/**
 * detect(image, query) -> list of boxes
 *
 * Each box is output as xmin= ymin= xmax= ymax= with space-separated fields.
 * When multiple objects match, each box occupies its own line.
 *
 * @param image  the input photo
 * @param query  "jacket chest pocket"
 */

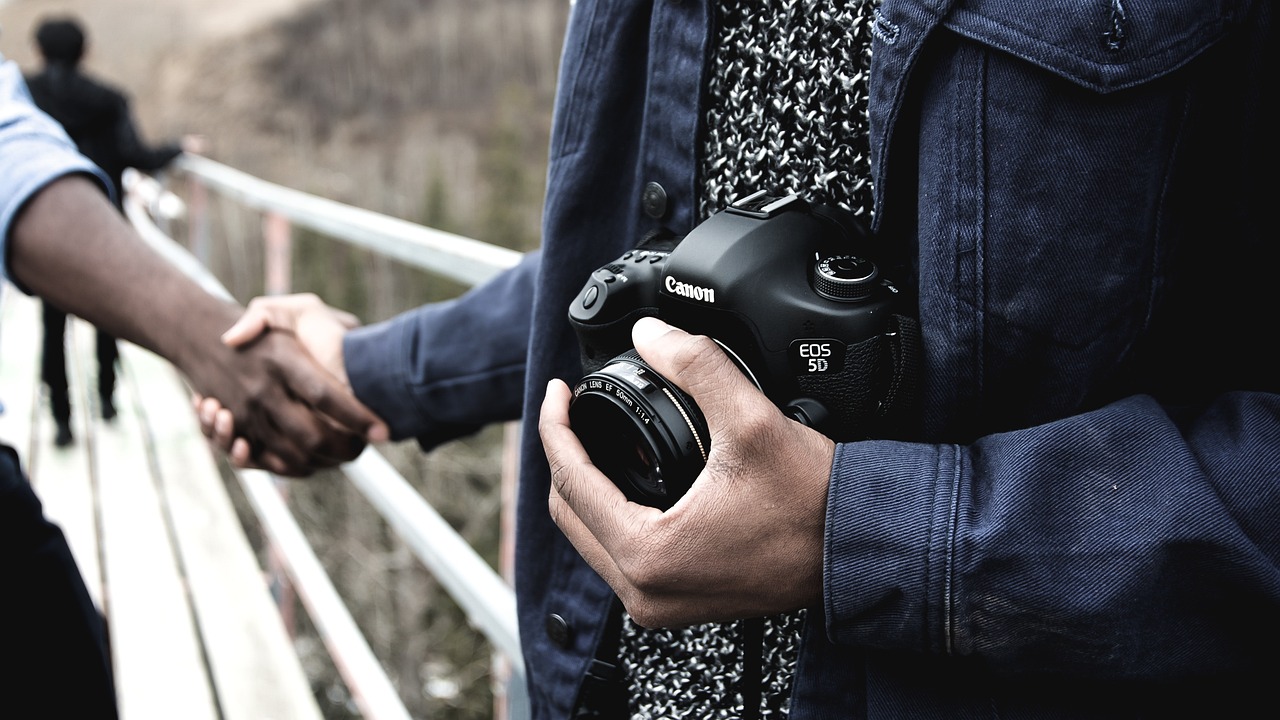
xmin=876 ymin=0 xmax=1242 ymax=425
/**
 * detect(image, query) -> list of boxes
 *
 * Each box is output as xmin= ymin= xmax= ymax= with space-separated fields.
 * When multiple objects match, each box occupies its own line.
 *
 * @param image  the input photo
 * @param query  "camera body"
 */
xmin=567 ymin=191 xmax=918 ymax=508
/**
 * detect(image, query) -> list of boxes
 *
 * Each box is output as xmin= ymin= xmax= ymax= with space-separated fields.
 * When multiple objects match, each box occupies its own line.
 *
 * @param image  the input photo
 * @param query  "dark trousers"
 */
xmin=0 ymin=444 xmax=119 ymax=718
xmin=41 ymin=300 xmax=118 ymax=425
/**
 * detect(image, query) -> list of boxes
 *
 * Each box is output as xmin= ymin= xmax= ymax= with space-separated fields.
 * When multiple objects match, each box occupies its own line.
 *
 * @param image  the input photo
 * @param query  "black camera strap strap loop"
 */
xmin=571 ymin=599 xmax=627 ymax=719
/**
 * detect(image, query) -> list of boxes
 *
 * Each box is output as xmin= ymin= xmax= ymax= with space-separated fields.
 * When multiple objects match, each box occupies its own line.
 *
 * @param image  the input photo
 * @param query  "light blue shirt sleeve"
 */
xmin=0 ymin=55 xmax=111 ymax=284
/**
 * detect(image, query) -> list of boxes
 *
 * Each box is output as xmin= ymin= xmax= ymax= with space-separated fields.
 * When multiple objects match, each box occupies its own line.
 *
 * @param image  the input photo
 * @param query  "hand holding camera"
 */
xmin=540 ymin=316 xmax=836 ymax=627
xmin=566 ymin=191 xmax=919 ymax=508
xmin=542 ymin=191 xmax=920 ymax=623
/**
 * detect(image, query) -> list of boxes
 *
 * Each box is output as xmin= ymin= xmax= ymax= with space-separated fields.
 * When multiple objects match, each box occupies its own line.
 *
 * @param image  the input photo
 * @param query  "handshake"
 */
xmin=192 ymin=293 xmax=380 ymax=476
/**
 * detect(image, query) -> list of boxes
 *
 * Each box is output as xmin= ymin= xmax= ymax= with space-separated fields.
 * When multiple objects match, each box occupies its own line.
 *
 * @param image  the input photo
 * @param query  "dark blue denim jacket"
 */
xmin=345 ymin=0 xmax=1279 ymax=717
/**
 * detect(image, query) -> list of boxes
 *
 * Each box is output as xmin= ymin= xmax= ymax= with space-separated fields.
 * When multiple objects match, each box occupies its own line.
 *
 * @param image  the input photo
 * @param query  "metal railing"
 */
xmin=123 ymin=158 xmax=530 ymax=720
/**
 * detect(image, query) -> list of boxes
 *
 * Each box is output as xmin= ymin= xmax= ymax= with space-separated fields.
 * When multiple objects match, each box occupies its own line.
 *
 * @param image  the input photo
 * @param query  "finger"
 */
xmin=236 ymin=421 xmax=317 ymax=476
xmin=258 ymin=400 xmax=361 ymax=468
xmin=213 ymin=408 xmax=236 ymax=450
xmin=230 ymin=435 xmax=252 ymax=461
xmin=333 ymin=308 xmax=361 ymax=329
xmin=196 ymin=396 xmax=221 ymax=439
xmin=259 ymin=407 xmax=358 ymax=468
xmin=221 ymin=307 xmax=274 ymax=347
xmin=230 ymin=437 xmax=255 ymax=468
xmin=546 ymin=476 xmax=628 ymax=592
xmin=539 ymin=379 xmax=655 ymax=547
xmin=275 ymin=352 xmax=389 ymax=443
xmin=631 ymin=316 xmax=768 ymax=430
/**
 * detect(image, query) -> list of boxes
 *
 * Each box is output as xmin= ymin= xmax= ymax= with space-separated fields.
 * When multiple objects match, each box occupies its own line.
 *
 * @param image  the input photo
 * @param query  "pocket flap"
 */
xmin=943 ymin=0 xmax=1241 ymax=92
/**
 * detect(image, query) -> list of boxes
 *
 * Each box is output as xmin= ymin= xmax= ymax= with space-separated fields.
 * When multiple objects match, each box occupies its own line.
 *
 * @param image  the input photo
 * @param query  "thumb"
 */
xmin=332 ymin=308 xmax=361 ymax=330
xmin=630 ymin=317 xmax=764 ymax=428
xmin=221 ymin=308 xmax=273 ymax=347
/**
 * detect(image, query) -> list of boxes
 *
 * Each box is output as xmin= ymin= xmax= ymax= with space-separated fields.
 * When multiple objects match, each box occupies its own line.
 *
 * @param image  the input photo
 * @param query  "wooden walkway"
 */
xmin=0 ymin=283 xmax=323 ymax=720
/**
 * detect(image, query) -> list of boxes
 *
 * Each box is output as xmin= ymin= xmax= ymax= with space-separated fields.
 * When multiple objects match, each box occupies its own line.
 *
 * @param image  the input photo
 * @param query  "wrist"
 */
xmin=158 ymin=294 xmax=245 ymax=382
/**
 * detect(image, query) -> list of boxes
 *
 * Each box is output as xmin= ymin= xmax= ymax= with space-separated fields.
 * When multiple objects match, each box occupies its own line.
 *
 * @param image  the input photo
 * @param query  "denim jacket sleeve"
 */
xmin=823 ymin=0 xmax=1278 ymax=682
xmin=826 ymin=392 xmax=1280 ymax=681
xmin=343 ymin=249 xmax=539 ymax=449
xmin=0 ymin=57 xmax=110 ymax=285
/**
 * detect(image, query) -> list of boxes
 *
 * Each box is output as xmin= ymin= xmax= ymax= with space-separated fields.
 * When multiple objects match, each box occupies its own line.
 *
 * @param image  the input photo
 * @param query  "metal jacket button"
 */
xmin=642 ymin=182 xmax=668 ymax=219
xmin=546 ymin=613 xmax=572 ymax=648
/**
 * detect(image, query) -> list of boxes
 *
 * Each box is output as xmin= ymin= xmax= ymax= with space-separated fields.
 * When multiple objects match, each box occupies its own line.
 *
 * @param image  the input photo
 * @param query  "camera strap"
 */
xmin=571 ymin=600 xmax=627 ymax=719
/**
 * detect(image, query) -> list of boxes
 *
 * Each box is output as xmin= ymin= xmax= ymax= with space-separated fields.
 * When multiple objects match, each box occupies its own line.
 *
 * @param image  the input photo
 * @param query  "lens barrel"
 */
xmin=568 ymin=350 xmax=709 ymax=509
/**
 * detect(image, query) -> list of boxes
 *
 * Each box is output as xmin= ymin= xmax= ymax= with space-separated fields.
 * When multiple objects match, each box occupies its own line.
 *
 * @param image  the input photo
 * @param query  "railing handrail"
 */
xmin=123 ymin=163 xmax=529 ymax=719
xmin=172 ymin=154 xmax=525 ymax=286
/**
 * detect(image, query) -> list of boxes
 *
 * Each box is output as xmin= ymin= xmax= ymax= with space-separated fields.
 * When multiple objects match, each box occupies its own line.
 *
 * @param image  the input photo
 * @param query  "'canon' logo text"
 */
xmin=664 ymin=275 xmax=717 ymax=304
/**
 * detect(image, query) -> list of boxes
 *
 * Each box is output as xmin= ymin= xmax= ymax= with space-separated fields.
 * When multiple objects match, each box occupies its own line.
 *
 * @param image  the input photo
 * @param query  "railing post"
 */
xmin=495 ymin=421 xmax=529 ymax=719
xmin=262 ymin=210 xmax=297 ymax=636
xmin=187 ymin=174 xmax=211 ymax=268
xmin=264 ymin=212 xmax=292 ymax=296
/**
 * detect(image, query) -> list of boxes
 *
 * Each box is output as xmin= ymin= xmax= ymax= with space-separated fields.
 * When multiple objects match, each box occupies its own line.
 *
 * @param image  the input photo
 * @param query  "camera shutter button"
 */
xmin=582 ymin=285 xmax=600 ymax=309
xmin=814 ymin=255 xmax=879 ymax=302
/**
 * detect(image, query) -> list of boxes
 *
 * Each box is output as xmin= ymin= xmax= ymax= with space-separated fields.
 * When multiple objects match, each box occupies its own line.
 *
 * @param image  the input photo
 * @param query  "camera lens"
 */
xmin=568 ymin=350 xmax=709 ymax=509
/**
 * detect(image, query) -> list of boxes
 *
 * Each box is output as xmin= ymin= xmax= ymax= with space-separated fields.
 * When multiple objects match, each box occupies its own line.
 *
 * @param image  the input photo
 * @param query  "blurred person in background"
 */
xmin=25 ymin=15 xmax=205 ymax=445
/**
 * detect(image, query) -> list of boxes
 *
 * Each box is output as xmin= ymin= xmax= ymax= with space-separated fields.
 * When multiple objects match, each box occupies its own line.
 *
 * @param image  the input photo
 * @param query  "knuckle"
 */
xmin=242 ymin=393 xmax=266 ymax=417
xmin=732 ymin=402 xmax=777 ymax=440
xmin=547 ymin=488 xmax=568 ymax=526
xmin=620 ymin=595 xmax=675 ymax=630
xmin=295 ymin=422 xmax=339 ymax=461
xmin=543 ymin=440 xmax=575 ymax=494
xmin=667 ymin=333 xmax=722 ymax=373
xmin=666 ymin=334 xmax=736 ymax=396
xmin=620 ymin=597 xmax=660 ymax=628
xmin=617 ymin=541 xmax=675 ymax=597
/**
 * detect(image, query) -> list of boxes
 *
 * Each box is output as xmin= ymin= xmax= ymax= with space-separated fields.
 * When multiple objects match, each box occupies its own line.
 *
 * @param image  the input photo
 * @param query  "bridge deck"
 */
xmin=0 ymin=283 xmax=322 ymax=720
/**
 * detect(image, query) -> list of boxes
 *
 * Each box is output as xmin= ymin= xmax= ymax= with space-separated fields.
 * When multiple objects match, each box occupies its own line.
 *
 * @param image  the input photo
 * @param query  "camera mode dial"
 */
xmin=814 ymin=255 xmax=879 ymax=302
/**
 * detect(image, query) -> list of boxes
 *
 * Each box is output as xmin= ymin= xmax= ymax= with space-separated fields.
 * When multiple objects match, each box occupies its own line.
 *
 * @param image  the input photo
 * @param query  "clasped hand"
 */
xmin=194 ymin=293 xmax=380 ymax=476
xmin=539 ymin=317 xmax=834 ymax=628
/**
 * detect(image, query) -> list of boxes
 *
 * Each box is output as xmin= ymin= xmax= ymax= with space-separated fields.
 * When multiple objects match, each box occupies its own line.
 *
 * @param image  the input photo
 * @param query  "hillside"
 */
xmin=1 ymin=0 xmax=567 ymax=251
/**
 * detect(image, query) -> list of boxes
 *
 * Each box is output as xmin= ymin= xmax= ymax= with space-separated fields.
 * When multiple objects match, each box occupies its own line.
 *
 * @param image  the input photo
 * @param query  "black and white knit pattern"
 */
xmin=620 ymin=612 xmax=807 ymax=719
xmin=621 ymin=0 xmax=880 ymax=717
xmin=699 ymin=0 xmax=880 ymax=222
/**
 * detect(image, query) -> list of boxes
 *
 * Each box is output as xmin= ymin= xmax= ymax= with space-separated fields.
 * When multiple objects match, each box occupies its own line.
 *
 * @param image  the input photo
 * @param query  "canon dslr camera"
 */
xmin=567 ymin=191 xmax=918 ymax=509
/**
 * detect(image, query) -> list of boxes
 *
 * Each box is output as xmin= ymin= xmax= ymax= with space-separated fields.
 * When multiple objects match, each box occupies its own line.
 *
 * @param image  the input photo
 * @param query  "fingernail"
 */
xmin=632 ymin=316 xmax=672 ymax=345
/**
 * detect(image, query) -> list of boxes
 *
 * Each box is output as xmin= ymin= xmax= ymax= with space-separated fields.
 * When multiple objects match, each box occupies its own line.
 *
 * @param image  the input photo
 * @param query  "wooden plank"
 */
xmin=123 ymin=343 xmax=324 ymax=720
xmin=4 ymin=292 xmax=104 ymax=604
xmin=0 ymin=283 xmax=39 ymax=461
xmin=91 ymin=328 xmax=218 ymax=720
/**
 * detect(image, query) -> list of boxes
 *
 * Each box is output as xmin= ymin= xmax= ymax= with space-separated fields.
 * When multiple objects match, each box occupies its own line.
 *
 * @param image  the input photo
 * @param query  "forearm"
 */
xmin=345 ymin=249 xmax=539 ymax=447
xmin=7 ymin=174 xmax=241 ymax=371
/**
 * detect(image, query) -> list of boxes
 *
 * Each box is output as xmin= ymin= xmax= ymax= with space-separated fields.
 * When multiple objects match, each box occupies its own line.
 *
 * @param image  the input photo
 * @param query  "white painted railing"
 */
xmin=123 ymin=159 xmax=530 ymax=720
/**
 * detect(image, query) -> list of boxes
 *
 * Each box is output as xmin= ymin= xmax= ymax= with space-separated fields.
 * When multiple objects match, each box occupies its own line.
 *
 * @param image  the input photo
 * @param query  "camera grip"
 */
xmin=795 ymin=314 xmax=920 ymax=441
